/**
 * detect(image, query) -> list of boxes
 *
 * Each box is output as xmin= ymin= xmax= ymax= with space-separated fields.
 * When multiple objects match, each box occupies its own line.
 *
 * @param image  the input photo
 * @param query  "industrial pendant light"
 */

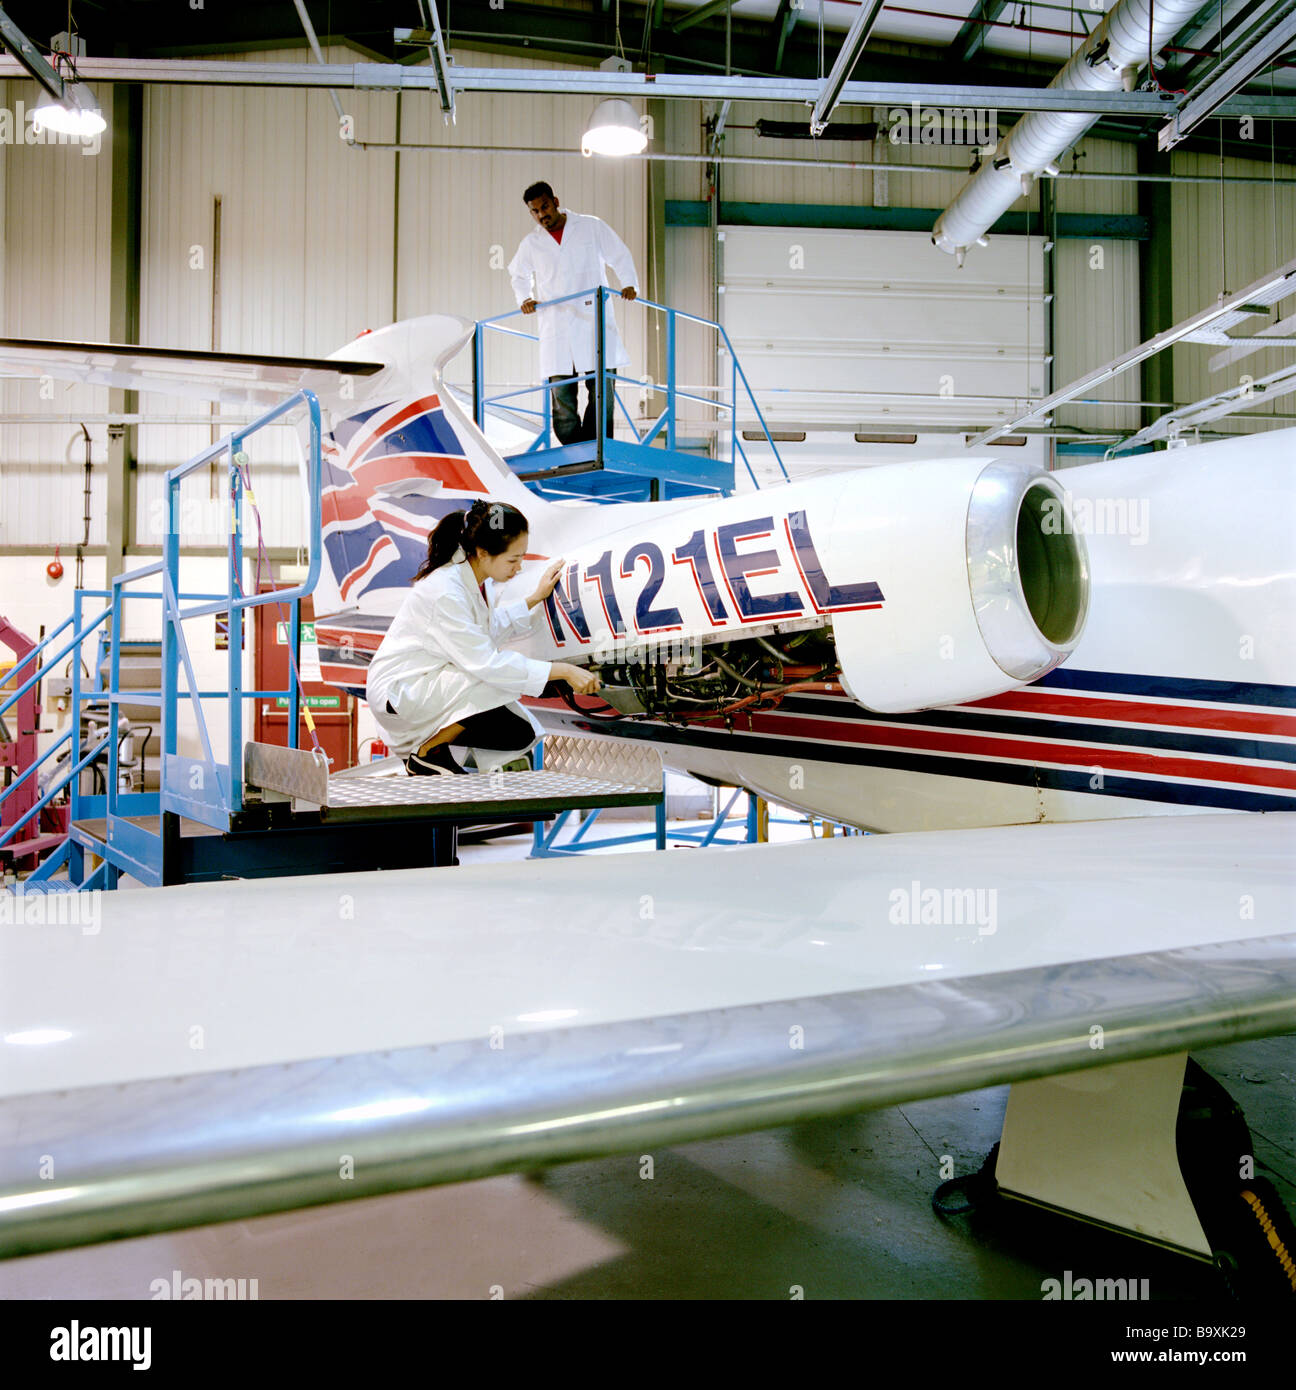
xmin=581 ymin=98 xmax=646 ymax=157
xmin=32 ymin=83 xmax=106 ymax=138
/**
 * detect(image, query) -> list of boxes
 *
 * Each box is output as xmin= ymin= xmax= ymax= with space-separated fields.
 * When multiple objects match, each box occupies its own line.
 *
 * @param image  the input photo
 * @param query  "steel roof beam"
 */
xmin=809 ymin=0 xmax=887 ymax=135
xmin=770 ymin=0 xmax=801 ymax=74
xmin=1159 ymin=3 xmax=1296 ymax=150
xmin=1162 ymin=0 xmax=1275 ymax=88
xmin=670 ymin=0 xmax=732 ymax=34
xmin=946 ymin=0 xmax=1010 ymax=66
xmin=13 ymin=54 xmax=1293 ymax=118
xmin=0 ymin=4 xmax=64 ymax=100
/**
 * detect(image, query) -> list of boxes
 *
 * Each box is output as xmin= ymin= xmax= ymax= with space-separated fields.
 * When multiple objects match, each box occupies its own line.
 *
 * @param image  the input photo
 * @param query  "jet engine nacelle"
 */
xmin=824 ymin=456 xmax=1090 ymax=710
xmin=523 ymin=456 xmax=1089 ymax=714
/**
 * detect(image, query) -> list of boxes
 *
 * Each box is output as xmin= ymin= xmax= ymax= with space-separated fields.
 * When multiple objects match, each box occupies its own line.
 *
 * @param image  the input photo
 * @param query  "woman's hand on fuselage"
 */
xmin=551 ymin=661 xmax=602 ymax=695
xmin=527 ymin=557 xmax=566 ymax=610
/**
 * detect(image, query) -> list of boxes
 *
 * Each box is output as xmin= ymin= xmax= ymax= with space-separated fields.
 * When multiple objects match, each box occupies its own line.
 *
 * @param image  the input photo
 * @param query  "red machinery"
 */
xmin=0 ymin=618 xmax=68 ymax=871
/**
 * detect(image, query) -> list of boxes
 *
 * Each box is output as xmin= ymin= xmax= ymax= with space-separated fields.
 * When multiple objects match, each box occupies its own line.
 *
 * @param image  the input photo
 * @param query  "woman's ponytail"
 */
xmin=412 ymin=510 xmax=468 ymax=582
xmin=411 ymin=500 xmax=530 ymax=583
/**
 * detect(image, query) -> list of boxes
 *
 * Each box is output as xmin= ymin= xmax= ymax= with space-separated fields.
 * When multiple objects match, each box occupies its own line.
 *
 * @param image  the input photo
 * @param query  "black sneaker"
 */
xmin=405 ymin=743 xmax=467 ymax=776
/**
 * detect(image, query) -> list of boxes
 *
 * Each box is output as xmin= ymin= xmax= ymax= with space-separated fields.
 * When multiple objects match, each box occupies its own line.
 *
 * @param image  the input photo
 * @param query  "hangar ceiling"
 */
xmin=3 ymin=0 xmax=1293 ymax=163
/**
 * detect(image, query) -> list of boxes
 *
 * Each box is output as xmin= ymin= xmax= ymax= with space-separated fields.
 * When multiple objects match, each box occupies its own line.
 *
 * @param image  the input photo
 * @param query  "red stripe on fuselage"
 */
xmin=525 ymin=692 xmax=1295 ymax=793
xmin=966 ymin=689 xmax=1296 ymax=738
xmin=316 ymin=627 xmax=384 ymax=652
xmin=703 ymin=709 xmax=1296 ymax=791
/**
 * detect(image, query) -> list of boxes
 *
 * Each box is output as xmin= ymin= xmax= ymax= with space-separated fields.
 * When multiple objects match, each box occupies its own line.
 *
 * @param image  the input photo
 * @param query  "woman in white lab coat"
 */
xmin=367 ymin=500 xmax=601 ymax=775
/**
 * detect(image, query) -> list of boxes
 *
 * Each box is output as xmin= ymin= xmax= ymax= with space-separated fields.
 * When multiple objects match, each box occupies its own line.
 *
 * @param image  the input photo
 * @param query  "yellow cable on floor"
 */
xmin=1240 ymin=1189 xmax=1296 ymax=1292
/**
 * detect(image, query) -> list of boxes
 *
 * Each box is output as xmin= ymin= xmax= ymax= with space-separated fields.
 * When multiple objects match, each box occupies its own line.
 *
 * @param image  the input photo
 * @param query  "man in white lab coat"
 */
xmin=508 ymin=181 xmax=640 ymax=446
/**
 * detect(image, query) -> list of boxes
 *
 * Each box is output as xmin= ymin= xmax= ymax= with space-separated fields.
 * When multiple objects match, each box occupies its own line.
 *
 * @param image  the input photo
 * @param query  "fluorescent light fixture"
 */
xmin=32 ymin=83 xmax=106 ymax=138
xmin=581 ymin=98 xmax=646 ymax=157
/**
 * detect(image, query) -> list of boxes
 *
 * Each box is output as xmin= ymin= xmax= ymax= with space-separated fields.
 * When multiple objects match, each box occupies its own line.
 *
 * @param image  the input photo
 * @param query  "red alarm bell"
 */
xmin=46 ymin=545 xmax=63 ymax=581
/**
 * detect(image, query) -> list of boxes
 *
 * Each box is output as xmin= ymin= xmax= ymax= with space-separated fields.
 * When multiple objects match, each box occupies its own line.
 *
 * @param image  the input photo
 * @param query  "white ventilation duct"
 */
xmin=932 ymin=0 xmax=1201 ymax=260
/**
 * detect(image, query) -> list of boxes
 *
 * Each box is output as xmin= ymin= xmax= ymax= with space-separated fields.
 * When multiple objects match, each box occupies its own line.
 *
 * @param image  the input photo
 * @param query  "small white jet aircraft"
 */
xmin=0 ymin=312 xmax=1292 ymax=1293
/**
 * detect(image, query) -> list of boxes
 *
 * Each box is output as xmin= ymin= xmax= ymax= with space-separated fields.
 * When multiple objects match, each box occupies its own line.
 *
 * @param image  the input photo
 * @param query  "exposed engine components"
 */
xmin=570 ymin=628 xmax=841 ymax=728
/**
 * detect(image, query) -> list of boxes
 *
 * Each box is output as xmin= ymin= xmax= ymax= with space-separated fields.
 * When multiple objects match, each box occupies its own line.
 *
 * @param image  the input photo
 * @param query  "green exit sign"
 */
xmin=276 ymin=621 xmax=317 ymax=644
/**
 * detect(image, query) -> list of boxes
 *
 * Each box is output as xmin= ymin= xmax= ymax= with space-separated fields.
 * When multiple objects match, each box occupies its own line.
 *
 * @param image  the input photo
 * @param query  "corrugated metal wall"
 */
xmin=1168 ymin=149 xmax=1296 ymax=434
xmin=663 ymin=227 xmax=716 ymax=439
xmin=136 ymin=45 xmax=401 ymax=550
xmin=663 ymin=98 xmax=1005 ymax=210
xmin=0 ymin=78 xmax=112 ymax=548
xmin=1052 ymin=138 xmax=1141 ymax=435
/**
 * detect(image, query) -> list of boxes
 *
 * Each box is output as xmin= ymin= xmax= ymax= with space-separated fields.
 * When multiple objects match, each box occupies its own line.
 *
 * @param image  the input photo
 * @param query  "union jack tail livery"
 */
xmin=309 ymin=316 xmax=548 ymax=693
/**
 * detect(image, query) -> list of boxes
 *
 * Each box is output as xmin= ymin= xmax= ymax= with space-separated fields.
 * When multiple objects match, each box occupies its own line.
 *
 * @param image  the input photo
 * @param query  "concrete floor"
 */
xmin=3 ymin=815 xmax=1293 ymax=1300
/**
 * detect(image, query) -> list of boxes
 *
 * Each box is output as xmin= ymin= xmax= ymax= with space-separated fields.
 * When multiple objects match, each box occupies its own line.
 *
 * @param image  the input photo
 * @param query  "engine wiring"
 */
xmin=559 ymin=631 xmax=842 ymax=729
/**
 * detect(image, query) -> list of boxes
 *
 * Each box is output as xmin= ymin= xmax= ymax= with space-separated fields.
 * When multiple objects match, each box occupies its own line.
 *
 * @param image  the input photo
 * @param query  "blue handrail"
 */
xmin=146 ymin=387 xmax=324 ymax=828
xmin=471 ymin=287 xmax=789 ymax=490
xmin=1 ymin=390 xmax=325 ymax=881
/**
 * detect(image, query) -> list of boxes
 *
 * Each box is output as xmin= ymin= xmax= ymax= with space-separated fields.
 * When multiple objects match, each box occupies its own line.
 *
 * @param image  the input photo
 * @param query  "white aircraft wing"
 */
xmin=0 ymin=337 xmax=384 ymax=407
xmin=1 ymin=813 xmax=1292 ymax=1257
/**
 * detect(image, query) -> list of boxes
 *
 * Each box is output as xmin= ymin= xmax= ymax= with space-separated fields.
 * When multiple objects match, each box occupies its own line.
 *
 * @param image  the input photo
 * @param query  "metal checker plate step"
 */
xmin=312 ymin=770 xmax=662 ymax=823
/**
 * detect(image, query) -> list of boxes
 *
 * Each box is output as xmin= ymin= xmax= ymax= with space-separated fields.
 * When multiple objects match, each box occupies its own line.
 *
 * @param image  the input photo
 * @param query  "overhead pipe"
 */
xmin=352 ymin=136 xmax=1293 ymax=186
xmin=932 ymin=0 xmax=1202 ymax=261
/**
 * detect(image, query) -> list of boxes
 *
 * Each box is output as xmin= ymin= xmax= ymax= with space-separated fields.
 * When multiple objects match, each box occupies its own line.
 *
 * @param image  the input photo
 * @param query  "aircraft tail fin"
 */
xmin=308 ymin=316 xmax=552 ymax=615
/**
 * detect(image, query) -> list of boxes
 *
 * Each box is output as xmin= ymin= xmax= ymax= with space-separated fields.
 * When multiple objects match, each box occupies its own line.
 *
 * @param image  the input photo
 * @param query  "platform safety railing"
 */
xmin=470 ymin=287 xmax=789 ymax=490
xmin=136 ymin=388 xmax=324 ymax=840
xmin=1 ymin=390 xmax=324 ymax=889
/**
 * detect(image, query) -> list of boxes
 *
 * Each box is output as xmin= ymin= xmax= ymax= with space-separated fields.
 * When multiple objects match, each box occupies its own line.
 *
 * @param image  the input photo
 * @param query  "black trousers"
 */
xmin=388 ymin=701 xmax=535 ymax=754
xmin=449 ymin=706 xmax=535 ymax=752
xmin=549 ymin=372 xmax=614 ymax=446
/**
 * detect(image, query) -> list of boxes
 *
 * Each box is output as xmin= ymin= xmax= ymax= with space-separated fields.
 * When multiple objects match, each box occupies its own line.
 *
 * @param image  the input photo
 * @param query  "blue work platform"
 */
xmin=472 ymin=288 xmax=788 ymax=501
